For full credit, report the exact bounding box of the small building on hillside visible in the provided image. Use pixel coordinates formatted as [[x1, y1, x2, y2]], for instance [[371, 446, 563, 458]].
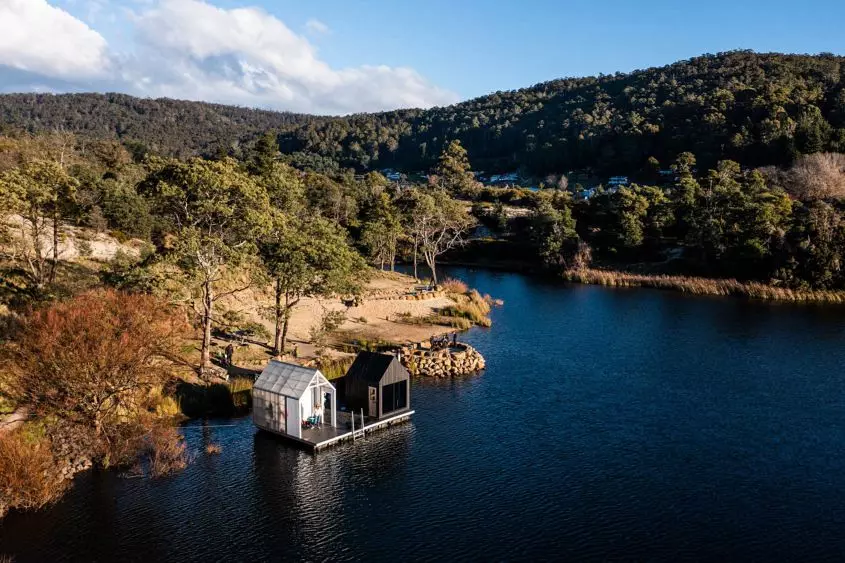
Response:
[[344, 351, 411, 419], [252, 361, 337, 440]]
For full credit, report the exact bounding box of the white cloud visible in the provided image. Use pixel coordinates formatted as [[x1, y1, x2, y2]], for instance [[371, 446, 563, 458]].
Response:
[[0, 0, 109, 78], [0, 0, 457, 115], [305, 18, 330, 35]]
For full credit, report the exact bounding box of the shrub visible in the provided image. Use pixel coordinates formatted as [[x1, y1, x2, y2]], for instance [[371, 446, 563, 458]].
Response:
[[76, 239, 93, 258], [1, 289, 189, 457], [0, 427, 67, 516], [319, 357, 355, 380], [145, 424, 187, 478], [439, 289, 493, 327], [441, 277, 469, 294]]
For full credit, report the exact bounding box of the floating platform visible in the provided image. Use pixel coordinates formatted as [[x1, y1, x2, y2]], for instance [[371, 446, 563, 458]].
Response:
[[265, 409, 414, 452]]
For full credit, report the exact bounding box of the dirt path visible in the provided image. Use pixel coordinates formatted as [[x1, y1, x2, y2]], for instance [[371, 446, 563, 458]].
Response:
[[214, 271, 461, 363]]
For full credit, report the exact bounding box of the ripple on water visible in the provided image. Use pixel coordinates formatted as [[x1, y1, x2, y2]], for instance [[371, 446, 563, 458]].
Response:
[[4, 268, 845, 561]]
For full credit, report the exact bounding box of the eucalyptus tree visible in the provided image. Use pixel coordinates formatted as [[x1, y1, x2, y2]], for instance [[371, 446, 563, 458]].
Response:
[[0, 159, 78, 292], [405, 188, 474, 284], [260, 214, 367, 356], [140, 157, 271, 378], [361, 192, 402, 270]]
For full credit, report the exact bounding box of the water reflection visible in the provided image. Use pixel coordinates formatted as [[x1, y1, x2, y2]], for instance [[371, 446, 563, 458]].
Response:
[[5, 267, 845, 562]]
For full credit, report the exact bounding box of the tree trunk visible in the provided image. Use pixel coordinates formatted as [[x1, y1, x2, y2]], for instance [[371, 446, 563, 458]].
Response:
[[424, 252, 438, 285], [280, 292, 298, 356], [412, 236, 419, 280], [273, 279, 283, 357], [200, 279, 213, 378], [49, 207, 59, 284]]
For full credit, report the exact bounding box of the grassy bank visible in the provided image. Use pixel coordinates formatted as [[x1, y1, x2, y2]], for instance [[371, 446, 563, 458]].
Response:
[[563, 268, 845, 303], [176, 377, 254, 418]]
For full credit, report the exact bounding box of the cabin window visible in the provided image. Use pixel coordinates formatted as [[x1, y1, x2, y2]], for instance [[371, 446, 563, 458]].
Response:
[[381, 380, 407, 414]]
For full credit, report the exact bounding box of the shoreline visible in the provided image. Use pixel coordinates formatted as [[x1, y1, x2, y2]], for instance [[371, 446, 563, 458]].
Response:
[[562, 268, 845, 304], [434, 255, 845, 305]]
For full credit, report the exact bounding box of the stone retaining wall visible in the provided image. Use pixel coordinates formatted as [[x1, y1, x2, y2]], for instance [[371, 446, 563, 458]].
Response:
[[400, 343, 486, 378]]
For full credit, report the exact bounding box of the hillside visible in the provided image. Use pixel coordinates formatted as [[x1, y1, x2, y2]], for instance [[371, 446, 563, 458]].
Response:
[[1, 51, 844, 175], [0, 92, 314, 159]]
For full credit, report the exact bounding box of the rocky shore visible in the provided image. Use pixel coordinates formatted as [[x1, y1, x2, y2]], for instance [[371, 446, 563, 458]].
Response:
[[51, 427, 92, 480], [400, 342, 486, 377]]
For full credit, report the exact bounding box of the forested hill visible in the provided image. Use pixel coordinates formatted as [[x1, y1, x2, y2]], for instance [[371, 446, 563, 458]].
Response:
[[0, 92, 313, 159], [281, 52, 845, 175], [2, 51, 844, 175]]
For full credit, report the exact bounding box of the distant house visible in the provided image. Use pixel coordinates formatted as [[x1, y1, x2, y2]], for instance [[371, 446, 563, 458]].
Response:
[[489, 172, 520, 184], [578, 187, 598, 200], [607, 176, 629, 187], [344, 351, 411, 419], [379, 168, 402, 181], [252, 361, 337, 440]]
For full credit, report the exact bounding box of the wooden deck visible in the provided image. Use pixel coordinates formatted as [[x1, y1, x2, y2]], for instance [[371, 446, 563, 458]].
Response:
[[267, 409, 414, 452]]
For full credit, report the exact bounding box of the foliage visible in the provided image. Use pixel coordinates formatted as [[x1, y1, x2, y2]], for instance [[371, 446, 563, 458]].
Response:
[[439, 290, 493, 327], [0, 159, 78, 292], [310, 309, 348, 351], [404, 188, 474, 283], [140, 157, 271, 376], [317, 356, 355, 380], [273, 52, 845, 176], [530, 194, 579, 269], [434, 140, 481, 197], [564, 268, 845, 303], [6, 53, 844, 179], [261, 214, 367, 355], [0, 290, 189, 444], [441, 277, 469, 294], [0, 426, 67, 516], [360, 192, 403, 270]]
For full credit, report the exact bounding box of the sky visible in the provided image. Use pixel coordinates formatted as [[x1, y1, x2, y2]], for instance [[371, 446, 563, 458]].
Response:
[[0, 0, 843, 115]]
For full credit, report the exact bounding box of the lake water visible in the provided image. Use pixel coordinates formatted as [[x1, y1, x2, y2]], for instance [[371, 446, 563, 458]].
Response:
[[4, 268, 845, 561]]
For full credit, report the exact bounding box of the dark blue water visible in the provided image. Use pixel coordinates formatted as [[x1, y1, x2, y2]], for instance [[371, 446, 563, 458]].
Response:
[[4, 268, 845, 562]]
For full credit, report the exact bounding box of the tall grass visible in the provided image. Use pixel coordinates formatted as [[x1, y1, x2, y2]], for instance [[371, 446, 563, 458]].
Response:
[[144, 424, 187, 478], [441, 277, 469, 294], [564, 268, 845, 303], [0, 426, 67, 516], [318, 357, 355, 380], [440, 289, 493, 327], [176, 377, 254, 418]]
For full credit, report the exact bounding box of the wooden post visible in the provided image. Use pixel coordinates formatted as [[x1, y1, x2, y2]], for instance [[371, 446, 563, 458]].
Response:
[[351, 411, 355, 442], [331, 389, 336, 428]]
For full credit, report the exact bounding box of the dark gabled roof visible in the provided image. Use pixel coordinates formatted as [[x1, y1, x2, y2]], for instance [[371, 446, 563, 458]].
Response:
[[345, 351, 400, 384]]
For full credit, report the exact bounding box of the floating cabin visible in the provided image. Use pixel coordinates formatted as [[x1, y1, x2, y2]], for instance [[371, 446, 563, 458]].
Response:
[[344, 351, 411, 418], [252, 361, 337, 440], [253, 354, 413, 452]]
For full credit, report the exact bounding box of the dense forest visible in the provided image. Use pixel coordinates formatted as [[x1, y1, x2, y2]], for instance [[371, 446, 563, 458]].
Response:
[[0, 93, 313, 160], [2, 52, 844, 178]]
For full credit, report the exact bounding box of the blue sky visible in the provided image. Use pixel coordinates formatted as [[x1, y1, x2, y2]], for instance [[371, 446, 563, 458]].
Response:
[[264, 0, 845, 98], [2, 0, 844, 114]]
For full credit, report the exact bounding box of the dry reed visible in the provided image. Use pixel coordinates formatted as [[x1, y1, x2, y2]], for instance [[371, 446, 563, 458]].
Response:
[[0, 428, 67, 515], [563, 268, 845, 303]]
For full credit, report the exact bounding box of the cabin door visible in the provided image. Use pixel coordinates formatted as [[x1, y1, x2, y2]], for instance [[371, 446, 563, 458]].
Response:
[[368, 386, 378, 418]]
